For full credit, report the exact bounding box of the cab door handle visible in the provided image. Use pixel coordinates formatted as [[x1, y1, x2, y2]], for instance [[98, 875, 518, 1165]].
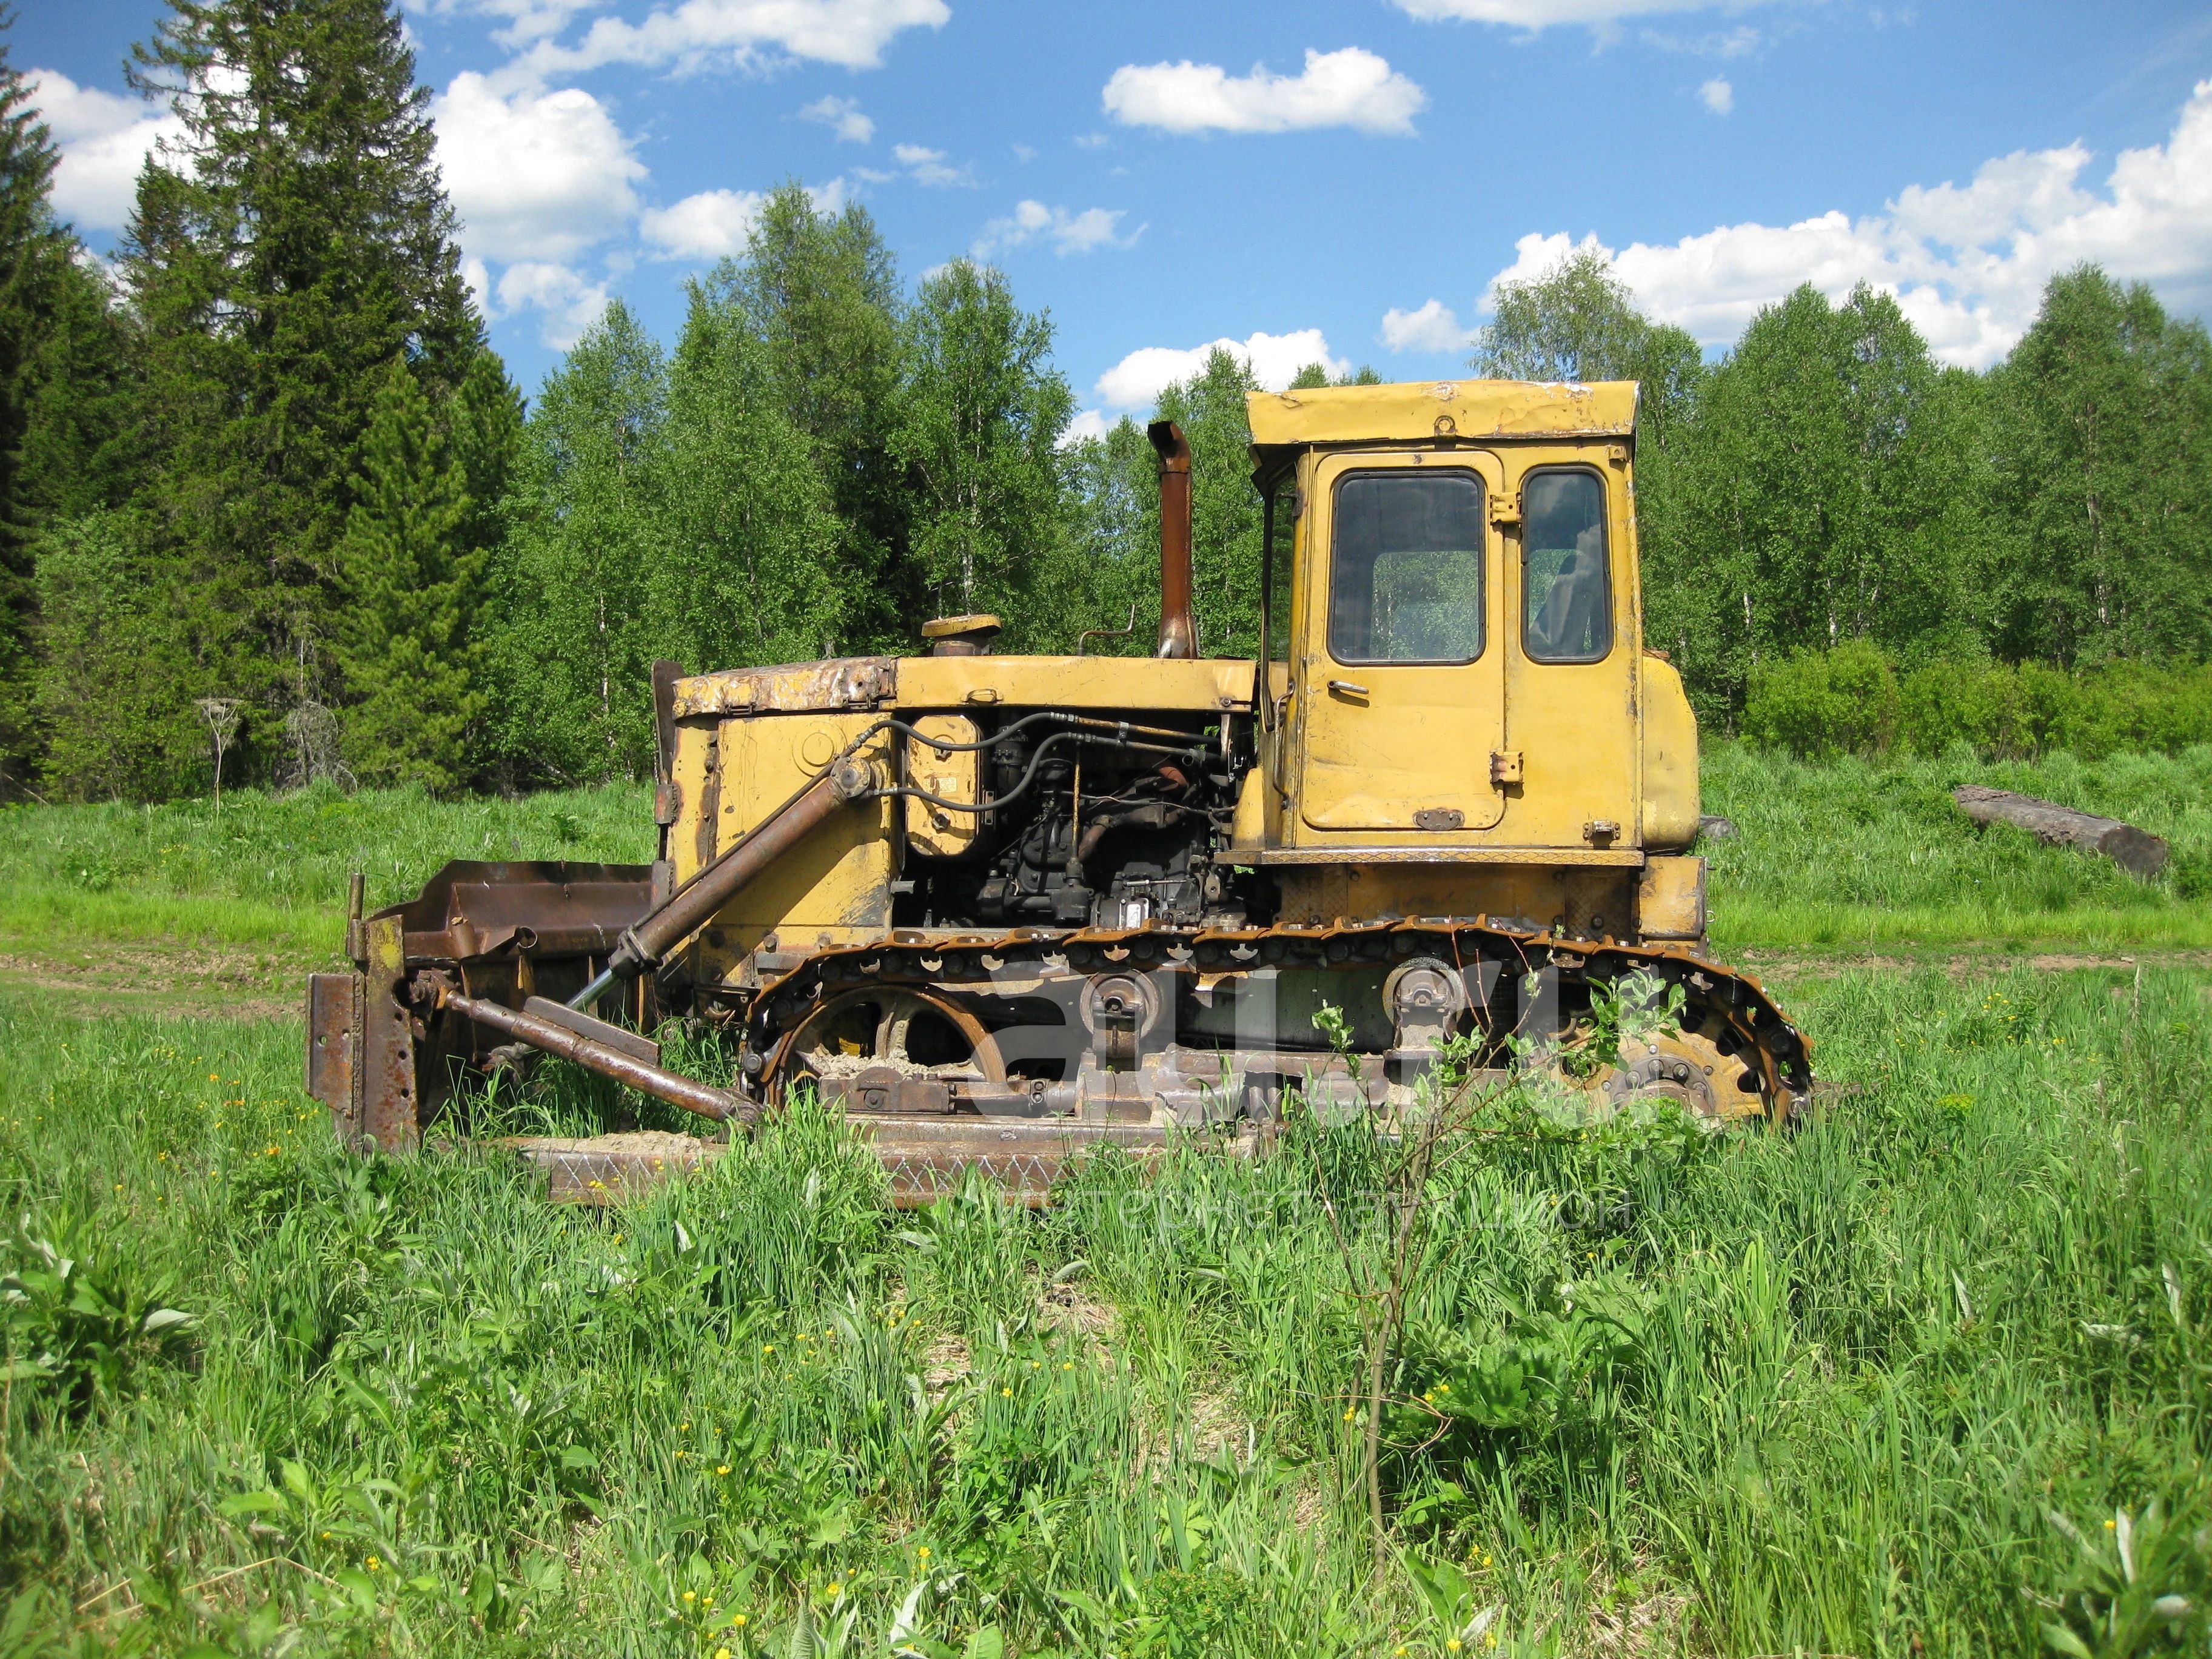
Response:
[[1327, 679, 1370, 698]]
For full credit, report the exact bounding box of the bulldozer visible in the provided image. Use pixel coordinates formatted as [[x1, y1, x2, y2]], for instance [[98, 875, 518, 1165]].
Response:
[[306, 378, 1811, 1203]]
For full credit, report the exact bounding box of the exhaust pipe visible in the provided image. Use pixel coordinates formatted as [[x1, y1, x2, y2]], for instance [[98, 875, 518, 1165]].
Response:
[[1148, 420, 1196, 659]]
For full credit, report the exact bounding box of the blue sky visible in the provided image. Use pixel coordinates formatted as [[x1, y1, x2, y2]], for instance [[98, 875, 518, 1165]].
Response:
[[22, 0, 2212, 429]]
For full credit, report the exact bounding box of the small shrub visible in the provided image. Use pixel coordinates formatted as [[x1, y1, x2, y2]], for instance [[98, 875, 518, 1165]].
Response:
[[1, 1210, 196, 1416], [1742, 639, 1899, 757], [1752, 643, 2212, 760]]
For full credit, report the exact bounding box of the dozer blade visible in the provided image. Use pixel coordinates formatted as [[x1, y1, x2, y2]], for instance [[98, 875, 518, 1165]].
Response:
[[501, 1118, 1171, 1209]]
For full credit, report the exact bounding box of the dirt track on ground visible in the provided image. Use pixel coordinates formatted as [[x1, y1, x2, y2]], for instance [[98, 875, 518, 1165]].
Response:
[[0, 937, 318, 1021], [1734, 947, 2212, 988]]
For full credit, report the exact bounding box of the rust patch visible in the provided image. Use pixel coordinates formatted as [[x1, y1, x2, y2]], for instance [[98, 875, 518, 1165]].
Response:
[[673, 657, 897, 717]]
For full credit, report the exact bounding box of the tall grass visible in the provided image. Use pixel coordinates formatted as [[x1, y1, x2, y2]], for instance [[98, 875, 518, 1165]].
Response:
[[4, 962, 2208, 1654], [0, 779, 651, 958], [6, 746, 2212, 973], [1704, 742, 2212, 949]]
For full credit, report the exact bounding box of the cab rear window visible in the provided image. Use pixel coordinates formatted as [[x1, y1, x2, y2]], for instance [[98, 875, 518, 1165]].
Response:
[[1328, 471, 1486, 666], [1521, 471, 1612, 663]]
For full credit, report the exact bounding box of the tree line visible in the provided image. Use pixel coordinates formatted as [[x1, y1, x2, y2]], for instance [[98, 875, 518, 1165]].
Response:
[[2, 0, 2209, 803]]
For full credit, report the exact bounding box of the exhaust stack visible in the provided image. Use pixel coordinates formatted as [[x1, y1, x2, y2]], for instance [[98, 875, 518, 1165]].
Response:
[[1148, 420, 1196, 659]]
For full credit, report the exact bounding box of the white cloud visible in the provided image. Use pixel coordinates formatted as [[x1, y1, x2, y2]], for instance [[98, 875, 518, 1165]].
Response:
[[1062, 408, 1113, 446], [800, 95, 874, 142], [641, 187, 767, 258], [1011, 142, 1037, 163], [640, 178, 848, 258], [421, 0, 602, 50], [1096, 329, 1347, 410], [1073, 132, 1110, 150], [893, 142, 970, 187], [507, 0, 948, 85], [1477, 79, 2212, 369], [1380, 298, 1473, 353], [1393, 0, 1774, 27], [494, 261, 611, 347], [1698, 76, 1734, 115], [1103, 47, 1424, 137], [973, 200, 1136, 259], [432, 73, 644, 262], [28, 69, 184, 231]]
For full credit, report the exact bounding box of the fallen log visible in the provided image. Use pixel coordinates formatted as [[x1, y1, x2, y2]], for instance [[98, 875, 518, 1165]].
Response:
[[1952, 785, 2170, 879]]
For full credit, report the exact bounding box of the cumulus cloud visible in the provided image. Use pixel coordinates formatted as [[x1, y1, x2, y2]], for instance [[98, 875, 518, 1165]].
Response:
[[28, 69, 184, 231], [1096, 329, 1347, 411], [506, 0, 948, 86], [641, 188, 768, 259], [432, 73, 644, 262], [1392, 0, 1774, 27], [494, 261, 612, 348], [641, 179, 846, 259], [419, 0, 602, 51], [1698, 77, 1734, 115], [1379, 299, 1473, 353], [1103, 47, 1424, 137], [800, 95, 874, 142], [973, 200, 1136, 259], [893, 142, 970, 187], [1062, 408, 1113, 446], [1478, 79, 2212, 369]]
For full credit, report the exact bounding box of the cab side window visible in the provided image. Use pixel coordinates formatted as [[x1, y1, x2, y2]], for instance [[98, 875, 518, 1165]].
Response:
[[1521, 471, 1612, 663], [1328, 471, 1486, 666]]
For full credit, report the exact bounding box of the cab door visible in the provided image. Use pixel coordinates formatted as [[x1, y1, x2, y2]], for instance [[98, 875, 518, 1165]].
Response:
[[1296, 451, 1506, 833]]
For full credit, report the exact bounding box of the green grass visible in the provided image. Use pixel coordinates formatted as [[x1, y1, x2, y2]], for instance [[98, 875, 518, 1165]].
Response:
[[5, 965, 2209, 1655], [0, 780, 652, 963], [5, 747, 2206, 985], [1704, 742, 2212, 951]]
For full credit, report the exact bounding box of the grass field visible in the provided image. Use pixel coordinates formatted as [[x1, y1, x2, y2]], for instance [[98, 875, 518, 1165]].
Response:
[[3, 751, 2211, 1655], [5, 745, 2208, 1009]]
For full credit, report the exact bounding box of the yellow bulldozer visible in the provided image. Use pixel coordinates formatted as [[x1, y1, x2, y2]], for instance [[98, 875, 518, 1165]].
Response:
[[306, 378, 1811, 1201]]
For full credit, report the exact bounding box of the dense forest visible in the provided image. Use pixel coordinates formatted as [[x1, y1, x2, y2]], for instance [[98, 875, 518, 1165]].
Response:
[[4, 0, 2210, 802]]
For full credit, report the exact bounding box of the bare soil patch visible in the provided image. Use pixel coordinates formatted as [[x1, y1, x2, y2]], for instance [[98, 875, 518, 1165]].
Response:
[[0, 936, 317, 1020]]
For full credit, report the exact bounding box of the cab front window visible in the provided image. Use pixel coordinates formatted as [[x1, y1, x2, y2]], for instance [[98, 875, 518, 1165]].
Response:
[[1327, 470, 1486, 666]]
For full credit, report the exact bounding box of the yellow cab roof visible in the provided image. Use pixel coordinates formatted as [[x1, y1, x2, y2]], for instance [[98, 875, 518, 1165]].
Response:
[[1246, 378, 1639, 469]]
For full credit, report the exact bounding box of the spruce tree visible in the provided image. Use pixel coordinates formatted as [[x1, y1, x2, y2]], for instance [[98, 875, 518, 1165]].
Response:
[[0, 13, 74, 785], [34, 511, 204, 800], [124, 0, 475, 768], [333, 359, 478, 792]]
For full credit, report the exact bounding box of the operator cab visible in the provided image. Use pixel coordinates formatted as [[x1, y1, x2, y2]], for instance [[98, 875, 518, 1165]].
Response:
[[1234, 379, 1702, 939]]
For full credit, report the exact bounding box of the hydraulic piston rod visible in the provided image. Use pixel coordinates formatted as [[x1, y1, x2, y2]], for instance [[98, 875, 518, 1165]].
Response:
[[440, 985, 752, 1125], [569, 752, 877, 1010]]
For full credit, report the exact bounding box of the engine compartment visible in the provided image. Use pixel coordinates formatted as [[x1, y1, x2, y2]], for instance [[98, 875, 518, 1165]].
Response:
[[890, 712, 1258, 934]]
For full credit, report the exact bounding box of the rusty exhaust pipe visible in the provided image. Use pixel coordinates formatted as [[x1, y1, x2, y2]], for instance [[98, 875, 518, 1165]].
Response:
[[1149, 420, 1196, 659]]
